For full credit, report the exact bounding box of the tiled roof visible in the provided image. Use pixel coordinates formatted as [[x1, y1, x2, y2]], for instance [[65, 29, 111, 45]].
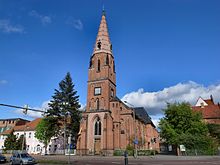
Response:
[[133, 107, 155, 127], [0, 118, 29, 121], [192, 104, 220, 119], [15, 118, 42, 131], [0, 118, 42, 135], [0, 128, 13, 135], [204, 99, 215, 105]]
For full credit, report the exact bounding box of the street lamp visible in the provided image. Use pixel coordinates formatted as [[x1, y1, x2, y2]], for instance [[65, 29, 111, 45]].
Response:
[[22, 125, 29, 151], [124, 101, 137, 158], [60, 102, 69, 155]]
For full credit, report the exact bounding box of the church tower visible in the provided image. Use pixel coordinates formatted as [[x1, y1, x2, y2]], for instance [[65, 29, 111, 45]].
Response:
[[77, 10, 159, 156], [77, 10, 116, 155], [86, 10, 116, 112]]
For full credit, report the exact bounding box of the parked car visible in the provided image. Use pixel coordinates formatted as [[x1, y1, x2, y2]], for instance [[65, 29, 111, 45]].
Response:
[[10, 152, 36, 165], [0, 154, 6, 163]]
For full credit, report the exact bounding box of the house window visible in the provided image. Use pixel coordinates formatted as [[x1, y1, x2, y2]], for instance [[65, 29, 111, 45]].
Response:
[[29, 132, 31, 138], [94, 118, 101, 135], [94, 87, 101, 95]]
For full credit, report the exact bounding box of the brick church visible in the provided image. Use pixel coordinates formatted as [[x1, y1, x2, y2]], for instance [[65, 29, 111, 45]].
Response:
[[77, 11, 159, 155]]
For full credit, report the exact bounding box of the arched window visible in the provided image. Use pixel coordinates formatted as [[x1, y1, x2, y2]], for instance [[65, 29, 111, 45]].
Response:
[[95, 118, 101, 135], [89, 58, 93, 68], [106, 55, 109, 65], [97, 59, 100, 72], [96, 98, 99, 110]]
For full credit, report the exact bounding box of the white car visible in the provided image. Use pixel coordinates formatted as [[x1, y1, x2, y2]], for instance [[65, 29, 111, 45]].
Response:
[[10, 152, 36, 165]]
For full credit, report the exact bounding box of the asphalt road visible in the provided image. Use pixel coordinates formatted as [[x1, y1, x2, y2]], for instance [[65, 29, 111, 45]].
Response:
[[3, 155, 220, 165], [38, 159, 220, 165]]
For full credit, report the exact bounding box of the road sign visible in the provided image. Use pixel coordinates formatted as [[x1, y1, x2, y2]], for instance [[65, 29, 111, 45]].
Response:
[[180, 145, 186, 152], [133, 139, 138, 145]]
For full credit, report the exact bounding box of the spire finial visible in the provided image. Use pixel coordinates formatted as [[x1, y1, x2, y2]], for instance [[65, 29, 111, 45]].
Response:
[[102, 4, 105, 16]]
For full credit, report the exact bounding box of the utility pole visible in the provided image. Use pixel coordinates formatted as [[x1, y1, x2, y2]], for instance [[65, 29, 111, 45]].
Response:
[[21, 105, 29, 152]]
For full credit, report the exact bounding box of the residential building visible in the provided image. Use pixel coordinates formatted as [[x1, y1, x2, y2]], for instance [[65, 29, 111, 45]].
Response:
[[77, 11, 159, 155], [0, 118, 29, 150], [0, 118, 68, 154], [192, 95, 220, 124]]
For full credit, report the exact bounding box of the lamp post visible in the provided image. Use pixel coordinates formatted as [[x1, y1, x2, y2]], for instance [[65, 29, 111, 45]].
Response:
[[22, 125, 29, 152], [60, 102, 69, 155], [124, 101, 137, 158]]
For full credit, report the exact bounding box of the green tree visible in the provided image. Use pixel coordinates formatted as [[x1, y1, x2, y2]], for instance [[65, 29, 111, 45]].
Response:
[[35, 117, 58, 154], [159, 102, 215, 155], [207, 123, 220, 143], [16, 134, 26, 150], [4, 132, 17, 150], [47, 72, 81, 145]]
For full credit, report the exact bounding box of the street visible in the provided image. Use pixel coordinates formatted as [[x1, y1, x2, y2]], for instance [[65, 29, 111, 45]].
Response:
[[3, 155, 220, 165]]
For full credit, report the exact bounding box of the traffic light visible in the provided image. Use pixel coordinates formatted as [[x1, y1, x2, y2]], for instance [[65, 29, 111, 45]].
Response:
[[23, 104, 28, 115]]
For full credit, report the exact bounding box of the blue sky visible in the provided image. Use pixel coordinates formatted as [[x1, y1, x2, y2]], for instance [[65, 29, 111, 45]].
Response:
[[0, 0, 220, 123]]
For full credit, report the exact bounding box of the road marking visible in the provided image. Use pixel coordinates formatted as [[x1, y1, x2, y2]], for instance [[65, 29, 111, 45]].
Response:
[[111, 162, 121, 164]]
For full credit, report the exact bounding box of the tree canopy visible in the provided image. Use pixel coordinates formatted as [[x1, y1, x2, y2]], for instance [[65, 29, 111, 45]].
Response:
[[35, 117, 58, 154], [159, 102, 216, 154], [46, 72, 81, 140], [207, 123, 220, 143], [4, 132, 26, 151]]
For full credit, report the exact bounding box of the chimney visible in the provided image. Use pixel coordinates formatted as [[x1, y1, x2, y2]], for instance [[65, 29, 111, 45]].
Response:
[[210, 95, 214, 102]]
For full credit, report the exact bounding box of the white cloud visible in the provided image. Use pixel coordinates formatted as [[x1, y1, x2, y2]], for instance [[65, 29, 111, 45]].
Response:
[[121, 81, 220, 125], [66, 18, 83, 30], [14, 100, 50, 118], [29, 10, 52, 25], [0, 80, 8, 85], [0, 20, 24, 33]]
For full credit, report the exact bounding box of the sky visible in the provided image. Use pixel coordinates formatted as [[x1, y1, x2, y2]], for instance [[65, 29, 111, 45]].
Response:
[[0, 0, 220, 125]]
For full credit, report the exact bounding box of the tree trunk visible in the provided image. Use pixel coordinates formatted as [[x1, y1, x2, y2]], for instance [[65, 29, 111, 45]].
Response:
[[45, 143, 48, 155], [176, 145, 180, 156]]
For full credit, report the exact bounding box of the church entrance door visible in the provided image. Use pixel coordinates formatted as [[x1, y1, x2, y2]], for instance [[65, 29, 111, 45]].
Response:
[[94, 139, 101, 155]]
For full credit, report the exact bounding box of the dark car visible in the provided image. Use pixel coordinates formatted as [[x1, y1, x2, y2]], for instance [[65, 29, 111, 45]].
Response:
[[10, 152, 36, 165], [0, 154, 6, 163]]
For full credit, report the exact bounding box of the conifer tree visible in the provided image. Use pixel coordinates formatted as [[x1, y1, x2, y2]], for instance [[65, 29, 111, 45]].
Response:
[[4, 132, 17, 150], [47, 72, 81, 143]]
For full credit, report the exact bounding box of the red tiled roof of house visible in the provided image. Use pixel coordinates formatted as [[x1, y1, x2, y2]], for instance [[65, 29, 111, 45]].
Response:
[[0, 128, 13, 135], [14, 118, 42, 131], [192, 104, 220, 119], [0, 118, 42, 135], [204, 99, 215, 105]]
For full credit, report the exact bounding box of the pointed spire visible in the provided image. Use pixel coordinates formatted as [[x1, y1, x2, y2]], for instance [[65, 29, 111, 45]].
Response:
[[93, 10, 112, 55]]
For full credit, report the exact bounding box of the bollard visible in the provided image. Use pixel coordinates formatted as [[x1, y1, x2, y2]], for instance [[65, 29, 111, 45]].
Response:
[[124, 150, 128, 165]]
